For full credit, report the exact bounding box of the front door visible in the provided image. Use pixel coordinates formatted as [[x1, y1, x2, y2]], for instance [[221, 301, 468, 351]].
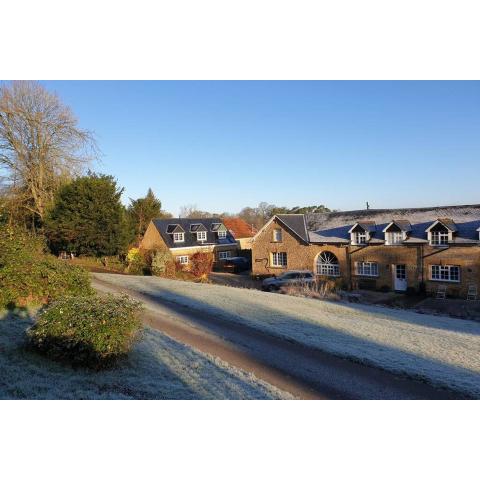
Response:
[[393, 264, 407, 291]]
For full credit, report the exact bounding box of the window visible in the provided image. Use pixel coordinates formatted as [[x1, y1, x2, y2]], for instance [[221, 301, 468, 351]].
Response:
[[177, 255, 189, 265], [355, 261, 378, 277], [352, 231, 367, 245], [430, 230, 449, 246], [385, 231, 403, 245], [173, 232, 184, 243], [316, 251, 340, 277], [197, 231, 207, 241], [218, 231, 227, 239], [431, 265, 460, 282], [273, 228, 282, 242], [219, 251, 232, 260], [271, 252, 287, 267]]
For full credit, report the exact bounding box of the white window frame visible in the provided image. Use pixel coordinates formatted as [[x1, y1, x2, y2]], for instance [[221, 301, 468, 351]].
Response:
[[352, 231, 368, 245], [173, 232, 184, 243], [430, 230, 449, 246], [355, 261, 379, 277], [219, 251, 232, 260], [273, 228, 282, 242], [430, 265, 460, 283], [385, 231, 404, 245], [218, 230, 227, 239], [316, 252, 340, 277], [197, 231, 207, 242], [177, 255, 189, 265], [271, 252, 287, 267]]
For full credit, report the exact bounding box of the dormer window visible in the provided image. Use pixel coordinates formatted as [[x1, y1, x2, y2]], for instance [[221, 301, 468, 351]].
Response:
[[426, 219, 455, 247], [352, 231, 367, 245], [349, 222, 374, 245], [430, 230, 449, 246], [197, 231, 207, 242], [385, 231, 403, 245], [173, 232, 184, 243], [383, 221, 410, 245], [218, 230, 227, 239]]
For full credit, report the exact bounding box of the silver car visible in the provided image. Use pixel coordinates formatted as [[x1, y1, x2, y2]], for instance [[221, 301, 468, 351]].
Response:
[[262, 270, 315, 292]]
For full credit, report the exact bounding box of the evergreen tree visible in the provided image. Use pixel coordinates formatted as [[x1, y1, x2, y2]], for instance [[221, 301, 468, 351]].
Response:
[[45, 173, 129, 256], [127, 189, 168, 241]]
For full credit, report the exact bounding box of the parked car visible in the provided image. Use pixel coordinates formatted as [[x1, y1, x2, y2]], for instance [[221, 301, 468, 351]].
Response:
[[262, 270, 315, 291], [223, 256, 250, 273]]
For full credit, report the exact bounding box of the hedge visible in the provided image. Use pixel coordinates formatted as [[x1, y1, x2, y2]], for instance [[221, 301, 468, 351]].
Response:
[[0, 226, 93, 308]]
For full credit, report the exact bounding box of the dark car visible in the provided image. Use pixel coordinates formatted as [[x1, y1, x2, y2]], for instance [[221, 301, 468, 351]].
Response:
[[262, 270, 315, 291], [223, 256, 250, 273]]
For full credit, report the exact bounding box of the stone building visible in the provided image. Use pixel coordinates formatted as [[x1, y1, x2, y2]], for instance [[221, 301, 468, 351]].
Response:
[[140, 217, 238, 269], [251, 205, 480, 298]]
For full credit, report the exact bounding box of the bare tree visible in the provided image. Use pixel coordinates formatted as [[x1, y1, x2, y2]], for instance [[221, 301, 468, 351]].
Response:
[[179, 204, 213, 218], [0, 81, 98, 223]]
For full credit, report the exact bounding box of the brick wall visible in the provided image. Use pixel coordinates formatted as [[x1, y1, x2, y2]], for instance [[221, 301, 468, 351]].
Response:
[[139, 222, 168, 251], [251, 218, 348, 283], [422, 245, 480, 297], [140, 221, 237, 271]]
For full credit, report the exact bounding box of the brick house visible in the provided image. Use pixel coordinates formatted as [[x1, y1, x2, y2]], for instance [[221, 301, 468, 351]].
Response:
[[251, 206, 480, 298], [140, 218, 238, 269], [222, 217, 257, 250]]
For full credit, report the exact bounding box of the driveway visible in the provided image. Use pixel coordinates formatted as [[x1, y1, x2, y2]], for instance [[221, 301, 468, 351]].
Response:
[[92, 273, 471, 399], [208, 271, 261, 289]]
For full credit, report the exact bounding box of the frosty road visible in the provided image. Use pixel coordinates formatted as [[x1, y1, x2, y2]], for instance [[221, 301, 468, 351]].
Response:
[[92, 273, 480, 399]]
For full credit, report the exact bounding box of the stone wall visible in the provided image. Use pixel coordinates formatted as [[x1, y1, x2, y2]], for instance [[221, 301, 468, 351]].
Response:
[[251, 218, 480, 297]]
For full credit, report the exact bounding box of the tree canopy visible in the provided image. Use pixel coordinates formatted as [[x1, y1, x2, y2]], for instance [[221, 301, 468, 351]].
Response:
[[45, 173, 129, 256], [127, 188, 170, 241], [0, 81, 98, 227]]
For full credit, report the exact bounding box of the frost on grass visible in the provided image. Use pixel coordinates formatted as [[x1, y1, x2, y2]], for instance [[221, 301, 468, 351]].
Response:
[[94, 273, 480, 397], [0, 310, 293, 400]]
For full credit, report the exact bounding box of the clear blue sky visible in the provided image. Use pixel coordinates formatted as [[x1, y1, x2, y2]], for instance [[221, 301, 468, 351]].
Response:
[[42, 81, 479, 216]]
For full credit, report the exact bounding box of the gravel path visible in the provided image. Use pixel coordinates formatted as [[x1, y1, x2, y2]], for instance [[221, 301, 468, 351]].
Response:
[[93, 273, 480, 397]]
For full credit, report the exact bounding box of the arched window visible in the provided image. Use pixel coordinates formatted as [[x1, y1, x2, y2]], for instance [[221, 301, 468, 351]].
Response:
[[316, 251, 340, 277]]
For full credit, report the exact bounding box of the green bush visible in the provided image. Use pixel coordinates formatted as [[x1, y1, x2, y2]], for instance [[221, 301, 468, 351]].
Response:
[[151, 249, 175, 277], [126, 247, 148, 275], [0, 226, 93, 308], [27, 294, 143, 369]]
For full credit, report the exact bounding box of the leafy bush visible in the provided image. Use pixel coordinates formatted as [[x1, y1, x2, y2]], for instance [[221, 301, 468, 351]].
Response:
[[126, 247, 148, 275], [151, 249, 175, 277], [0, 226, 93, 308], [27, 294, 143, 369], [190, 252, 214, 280]]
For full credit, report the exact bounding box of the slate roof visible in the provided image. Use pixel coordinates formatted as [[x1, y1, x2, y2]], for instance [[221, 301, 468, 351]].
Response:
[[152, 218, 237, 249], [306, 204, 480, 245], [383, 220, 412, 232], [275, 214, 309, 243], [223, 218, 256, 238]]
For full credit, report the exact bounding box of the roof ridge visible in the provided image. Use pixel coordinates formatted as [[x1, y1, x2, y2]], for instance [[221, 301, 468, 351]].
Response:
[[323, 204, 480, 217]]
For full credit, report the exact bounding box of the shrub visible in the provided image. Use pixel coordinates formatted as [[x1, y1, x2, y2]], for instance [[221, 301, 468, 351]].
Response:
[[151, 249, 176, 277], [126, 247, 147, 275], [27, 294, 143, 369], [190, 252, 214, 280], [281, 279, 340, 300], [0, 226, 93, 308]]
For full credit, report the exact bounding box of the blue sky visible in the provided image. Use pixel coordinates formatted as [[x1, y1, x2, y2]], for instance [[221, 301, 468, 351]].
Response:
[[42, 81, 480, 216]]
